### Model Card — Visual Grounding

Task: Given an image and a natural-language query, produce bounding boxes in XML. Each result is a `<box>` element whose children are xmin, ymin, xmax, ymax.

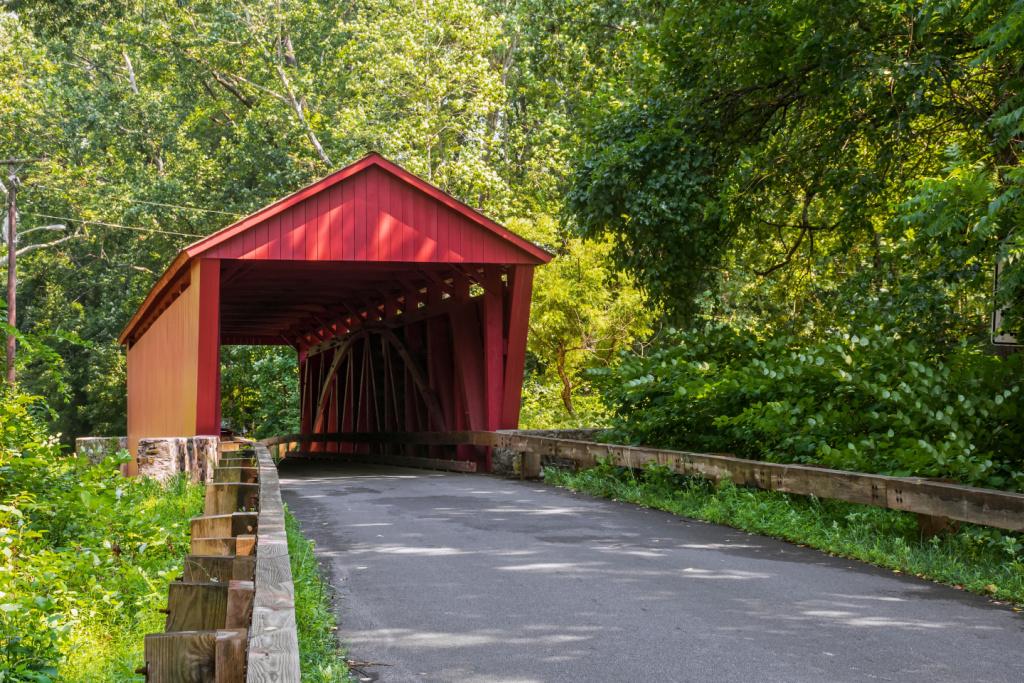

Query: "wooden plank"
<box><xmin>215</xmin><ymin>629</ymin><xmax>247</xmax><ymax>683</ymax></box>
<box><xmin>166</xmin><ymin>581</ymin><xmax>228</xmax><ymax>631</ymax></box>
<box><xmin>246</xmin><ymin>444</ymin><xmax>300</xmax><ymax>683</ymax></box>
<box><xmin>486</xmin><ymin>432</ymin><xmax>1024</xmax><ymax>533</ymax></box>
<box><xmin>184</xmin><ymin>555</ymin><xmax>256</xmax><ymax>583</ymax></box>
<box><xmin>521</xmin><ymin>451</ymin><xmax>541</xmax><ymax>479</ymax></box>
<box><xmin>214</xmin><ymin>466</ymin><xmax>259</xmax><ymax>484</ymax></box>
<box><xmin>284</xmin><ymin>450</ymin><xmax>476</xmax><ymax>473</ymax></box>
<box><xmin>235</xmin><ymin>534</ymin><xmax>256</xmax><ymax>557</ymax></box>
<box><xmin>218</xmin><ymin>456</ymin><xmax>257</xmax><ymax>468</ymax></box>
<box><xmin>204</xmin><ymin>484</ymin><xmax>234</xmax><ymax>516</ymax></box>
<box><xmin>205</xmin><ymin>483</ymin><xmax>259</xmax><ymax>515</ymax></box>
<box><xmin>192</xmin><ymin>514</ymin><xmax>234</xmax><ymax>539</ymax></box>
<box><xmin>220</xmin><ymin>441</ymin><xmax>245</xmax><ymax>453</ymax></box>
<box><xmin>191</xmin><ymin>513</ymin><xmax>258</xmax><ymax>539</ymax></box>
<box><xmin>143</xmin><ymin>630</ymin><xmax>217</xmax><ymax>682</ymax></box>
<box><xmin>192</xmin><ymin>537</ymin><xmax>236</xmax><ymax>557</ymax></box>
<box><xmin>226</xmin><ymin>580</ymin><xmax>255</xmax><ymax>629</ymax></box>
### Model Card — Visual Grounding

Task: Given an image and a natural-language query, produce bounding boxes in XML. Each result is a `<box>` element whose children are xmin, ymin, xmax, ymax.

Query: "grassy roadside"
<box><xmin>285</xmin><ymin>509</ymin><xmax>350</xmax><ymax>682</ymax></box>
<box><xmin>545</xmin><ymin>461</ymin><xmax>1024</xmax><ymax>607</ymax></box>
<box><xmin>54</xmin><ymin>470</ymin><xmax>205</xmax><ymax>681</ymax></box>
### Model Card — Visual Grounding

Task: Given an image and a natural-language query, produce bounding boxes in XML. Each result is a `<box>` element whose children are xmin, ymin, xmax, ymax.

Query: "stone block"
<box><xmin>136</xmin><ymin>436</ymin><xmax>221</xmax><ymax>483</ymax></box>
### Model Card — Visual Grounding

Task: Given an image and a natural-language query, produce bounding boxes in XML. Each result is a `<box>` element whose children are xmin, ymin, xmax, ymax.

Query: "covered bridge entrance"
<box><xmin>119</xmin><ymin>153</ymin><xmax>551</xmax><ymax>471</ymax></box>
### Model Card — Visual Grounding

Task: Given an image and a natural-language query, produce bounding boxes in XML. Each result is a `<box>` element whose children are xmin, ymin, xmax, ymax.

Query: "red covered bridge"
<box><xmin>119</xmin><ymin>153</ymin><xmax>551</xmax><ymax>470</ymax></box>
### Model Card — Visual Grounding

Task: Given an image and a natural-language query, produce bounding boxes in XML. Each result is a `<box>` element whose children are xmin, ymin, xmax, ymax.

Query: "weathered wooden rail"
<box><xmin>245</xmin><ymin>443</ymin><xmax>300</xmax><ymax>682</ymax></box>
<box><xmin>137</xmin><ymin>440</ymin><xmax>300</xmax><ymax>682</ymax></box>
<box><xmin>262</xmin><ymin>430</ymin><xmax>1024</xmax><ymax>533</ymax></box>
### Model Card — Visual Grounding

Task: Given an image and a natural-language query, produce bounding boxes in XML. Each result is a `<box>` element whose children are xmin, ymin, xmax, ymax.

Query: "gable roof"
<box><xmin>119</xmin><ymin>153</ymin><xmax>552</xmax><ymax>345</ymax></box>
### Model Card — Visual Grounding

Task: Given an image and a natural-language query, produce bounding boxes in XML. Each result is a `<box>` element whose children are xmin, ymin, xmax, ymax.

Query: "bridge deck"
<box><xmin>280</xmin><ymin>460</ymin><xmax>1022</xmax><ymax>683</ymax></box>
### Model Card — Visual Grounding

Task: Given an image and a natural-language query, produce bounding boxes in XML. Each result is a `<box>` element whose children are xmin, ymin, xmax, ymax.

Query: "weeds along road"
<box><xmin>279</xmin><ymin>461</ymin><xmax>1023</xmax><ymax>683</ymax></box>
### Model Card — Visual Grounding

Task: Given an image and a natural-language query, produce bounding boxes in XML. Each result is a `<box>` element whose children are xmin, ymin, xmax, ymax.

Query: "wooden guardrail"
<box><xmin>245</xmin><ymin>443</ymin><xmax>300</xmax><ymax>682</ymax></box>
<box><xmin>262</xmin><ymin>430</ymin><xmax>1024</xmax><ymax>533</ymax></box>
<box><xmin>137</xmin><ymin>440</ymin><xmax>299</xmax><ymax>683</ymax></box>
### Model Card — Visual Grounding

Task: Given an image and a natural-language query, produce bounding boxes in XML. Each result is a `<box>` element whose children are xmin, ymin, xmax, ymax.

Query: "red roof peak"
<box><xmin>184</xmin><ymin>152</ymin><xmax>552</xmax><ymax>262</ymax></box>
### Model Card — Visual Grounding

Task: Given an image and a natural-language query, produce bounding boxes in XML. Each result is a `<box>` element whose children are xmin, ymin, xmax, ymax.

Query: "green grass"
<box><xmin>55</xmin><ymin>472</ymin><xmax>205</xmax><ymax>681</ymax></box>
<box><xmin>285</xmin><ymin>509</ymin><xmax>350</xmax><ymax>682</ymax></box>
<box><xmin>545</xmin><ymin>461</ymin><xmax>1024</xmax><ymax>607</ymax></box>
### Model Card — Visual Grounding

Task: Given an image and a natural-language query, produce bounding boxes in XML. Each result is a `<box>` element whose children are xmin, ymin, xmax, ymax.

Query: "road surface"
<box><xmin>279</xmin><ymin>460</ymin><xmax>1023</xmax><ymax>683</ymax></box>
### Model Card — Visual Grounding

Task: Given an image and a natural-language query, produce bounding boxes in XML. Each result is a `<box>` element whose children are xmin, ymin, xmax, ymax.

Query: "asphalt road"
<box><xmin>278</xmin><ymin>460</ymin><xmax>1023</xmax><ymax>683</ymax></box>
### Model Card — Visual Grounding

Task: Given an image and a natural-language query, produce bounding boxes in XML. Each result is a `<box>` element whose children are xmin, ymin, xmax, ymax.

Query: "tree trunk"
<box><xmin>556</xmin><ymin>344</ymin><xmax>574</xmax><ymax>416</ymax></box>
<box><xmin>5</xmin><ymin>172</ymin><xmax>16</xmax><ymax>385</ymax></box>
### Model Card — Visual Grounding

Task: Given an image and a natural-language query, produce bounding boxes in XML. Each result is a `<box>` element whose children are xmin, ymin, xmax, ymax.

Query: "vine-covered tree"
<box><xmin>569</xmin><ymin>0</ymin><xmax>1024</xmax><ymax>339</ymax></box>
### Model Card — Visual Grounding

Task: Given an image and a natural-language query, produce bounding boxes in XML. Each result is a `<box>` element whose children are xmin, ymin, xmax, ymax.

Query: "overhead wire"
<box><xmin>21</xmin><ymin>181</ymin><xmax>243</xmax><ymax>217</ymax></box>
<box><xmin>19</xmin><ymin>211</ymin><xmax>202</xmax><ymax>238</ymax></box>
<box><xmin>110</xmin><ymin>197</ymin><xmax>240</xmax><ymax>216</ymax></box>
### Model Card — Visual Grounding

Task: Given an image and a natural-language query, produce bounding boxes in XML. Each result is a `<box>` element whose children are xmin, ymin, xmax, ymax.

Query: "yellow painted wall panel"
<box><xmin>126</xmin><ymin>261</ymin><xmax>205</xmax><ymax>457</ymax></box>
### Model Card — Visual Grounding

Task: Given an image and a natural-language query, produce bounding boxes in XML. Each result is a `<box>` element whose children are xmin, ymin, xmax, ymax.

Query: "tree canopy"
<box><xmin>569</xmin><ymin>0</ymin><xmax>1024</xmax><ymax>338</ymax></box>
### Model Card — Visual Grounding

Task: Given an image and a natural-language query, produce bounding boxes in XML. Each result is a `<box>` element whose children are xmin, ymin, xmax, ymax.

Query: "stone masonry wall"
<box><xmin>136</xmin><ymin>436</ymin><xmax>220</xmax><ymax>484</ymax></box>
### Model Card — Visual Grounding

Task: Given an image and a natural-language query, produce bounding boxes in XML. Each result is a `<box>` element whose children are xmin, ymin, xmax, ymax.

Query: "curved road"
<box><xmin>279</xmin><ymin>461</ymin><xmax>1022</xmax><ymax>683</ymax></box>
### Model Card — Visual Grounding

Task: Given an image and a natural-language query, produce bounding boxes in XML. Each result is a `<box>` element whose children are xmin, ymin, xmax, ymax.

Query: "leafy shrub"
<box><xmin>0</xmin><ymin>391</ymin><xmax>203</xmax><ymax>681</ymax></box>
<box><xmin>591</xmin><ymin>324</ymin><xmax>1024</xmax><ymax>489</ymax></box>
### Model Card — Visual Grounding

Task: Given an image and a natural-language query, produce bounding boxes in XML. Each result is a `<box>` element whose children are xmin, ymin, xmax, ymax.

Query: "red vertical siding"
<box><xmin>341</xmin><ymin>181</ymin><xmax>353</xmax><ymax>259</ymax></box>
<box><xmin>329</xmin><ymin>185</ymin><xmax>344</xmax><ymax>260</ymax></box>
<box><xmin>205</xmin><ymin>166</ymin><xmax>540</xmax><ymax>264</ymax></box>
<box><xmin>354</xmin><ymin>171</ymin><xmax>367</xmax><ymax>259</ymax></box>
<box><xmin>269</xmin><ymin>215</ymin><xmax>281</xmax><ymax>259</ymax></box>
<box><xmin>254</xmin><ymin>220</ymin><xmax>268</xmax><ymax>260</ymax></box>
<box><xmin>367</xmin><ymin>167</ymin><xmax>380</xmax><ymax>261</ymax></box>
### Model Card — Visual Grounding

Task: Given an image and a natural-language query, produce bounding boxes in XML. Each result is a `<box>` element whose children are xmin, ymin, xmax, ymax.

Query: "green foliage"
<box><xmin>593</xmin><ymin>324</ymin><xmax>1024</xmax><ymax>489</ymax></box>
<box><xmin>518</xmin><ymin>376</ymin><xmax>611</xmax><ymax>430</ymax></box>
<box><xmin>509</xmin><ymin>216</ymin><xmax>657</xmax><ymax>426</ymax></box>
<box><xmin>568</xmin><ymin>109</ymin><xmax>728</xmax><ymax>322</ymax></box>
<box><xmin>567</xmin><ymin>0</ymin><xmax>1024</xmax><ymax>333</ymax></box>
<box><xmin>221</xmin><ymin>346</ymin><xmax>299</xmax><ymax>439</ymax></box>
<box><xmin>0</xmin><ymin>390</ymin><xmax>203</xmax><ymax>681</ymax></box>
<box><xmin>547</xmin><ymin>462</ymin><xmax>1024</xmax><ymax>605</ymax></box>
<box><xmin>285</xmin><ymin>509</ymin><xmax>349</xmax><ymax>683</ymax></box>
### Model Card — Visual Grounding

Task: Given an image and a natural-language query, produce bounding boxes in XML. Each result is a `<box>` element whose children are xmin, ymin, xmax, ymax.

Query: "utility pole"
<box><xmin>2</xmin><ymin>157</ymin><xmax>44</xmax><ymax>387</ymax></box>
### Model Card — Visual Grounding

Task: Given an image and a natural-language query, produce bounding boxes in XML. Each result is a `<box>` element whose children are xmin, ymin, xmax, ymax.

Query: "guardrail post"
<box><xmin>204</xmin><ymin>482</ymin><xmax>259</xmax><ymax>515</ymax></box>
<box><xmin>521</xmin><ymin>451</ymin><xmax>541</xmax><ymax>479</ymax></box>
<box><xmin>183</xmin><ymin>555</ymin><xmax>256</xmax><ymax>583</ymax></box>
<box><xmin>142</xmin><ymin>628</ymin><xmax>247</xmax><ymax>683</ymax></box>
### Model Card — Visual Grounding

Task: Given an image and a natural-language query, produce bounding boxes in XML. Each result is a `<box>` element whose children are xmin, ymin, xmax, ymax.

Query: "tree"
<box><xmin>567</xmin><ymin>0</ymin><xmax>1024</xmax><ymax>340</ymax></box>
<box><xmin>509</xmin><ymin>216</ymin><xmax>655</xmax><ymax>425</ymax></box>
